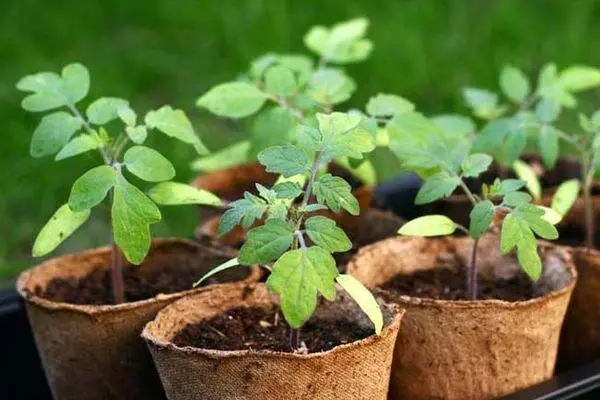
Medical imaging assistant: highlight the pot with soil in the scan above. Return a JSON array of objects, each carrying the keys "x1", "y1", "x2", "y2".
[
  {"x1": 142, "y1": 282, "x2": 403, "y2": 400},
  {"x1": 17, "y1": 238, "x2": 261, "y2": 400},
  {"x1": 347, "y1": 235, "x2": 576, "y2": 400}
]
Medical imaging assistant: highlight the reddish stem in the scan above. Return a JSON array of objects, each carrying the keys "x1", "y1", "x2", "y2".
[
  {"x1": 583, "y1": 182, "x2": 595, "y2": 250},
  {"x1": 110, "y1": 240, "x2": 125, "y2": 304},
  {"x1": 467, "y1": 238, "x2": 479, "y2": 300},
  {"x1": 290, "y1": 328, "x2": 300, "y2": 351}
]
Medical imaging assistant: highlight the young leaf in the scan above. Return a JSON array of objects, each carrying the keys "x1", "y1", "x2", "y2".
[
  {"x1": 499, "y1": 179, "x2": 526, "y2": 195},
  {"x1": 32, "y1": 204, "x2": 90, "y2": 257},
  {"x1": 535, "y1": 98, "x2": 561, "y2": 123},
  {"x1": 144, "y1": 106, "x2": 209, "y2": 155},
  {"x1": 538, "y1": 125, "x2": 559, "y2": 169},
  {"x1": 398, "y1": 215, "x2": 457, "y2": 237},
  {"x1": 513, "y1": 160, "x2": 542, "y2": 200},
  {"x1": 257, "y1": 144, "x2": 310, "y2": 177},
  {"x1": 196, "y1": 82, "x2": 267, "y2": 118},
  {"x1": 68, "y1": 165, "x2": 116, "y2": 211},
  {"x1": 278, "y1": 54, "x2": 314, "y2": 86},
  {"x1": 190, "y1": 141, "x2": 250, "y2": 172},
  {"x1": 500, "y1": 213, "x2": 533, "y2": 254},
  {"x1": 557, "y1": 66, "x2": 600, "y2": 92},
  {"x1": 55, "y1": 134, "x2": 100, "y2": 161},
  {"x1": 415, "y1": 173, "x2": 459, "y2": 205},
  {"x1": 86, "y1": 97, "x2": 129, "y2": 125},
  {"x1": 517, "y1": 242, "x2": 542, "y2": 281},
  {"x1": 218, "y1": 196, "x2": 267, "y2": 237},
  {"x1": 305, "y1": 216, "x2": 352, "y2": 253},
  {"x1": 267, "y1": 247, "x2": 338, "y2": 328},
  {"x1": 264, "y1": 65, "x2": 296, "y2": 98},
  {"x1": 273, "y1": 181, "x2": 303, "y2": 200},
  {"x1": 463, "y1": 88, "x2": 501, "y2": 119},
  {"x1": 112, "y1": 174, "x2": 162, "y2": 264},
  {"x1": 336, "y1": 274, "x2": 383, "y2": 334},
  {"x1": 307, "y1": 68, "x2": 356, "y2": 105},
  {"x1": 551, "y1": 179, "x2": 581, "y2": 216},
  {"x1": 304, "y1": 18, "x2": 372, "y2": 64},
  {"x1": 536, "y1": 206, "x2": 562, "y2": 225},
  {"x1": 461, "y1": 153, "x2": 493, "y2": 178},
  {"x1": 148, "y1": 182, "x2": 221, "y2": 206},
  {"x1": 117, "y1": 104, "x2": 137, "y2": 126},
  {"x1": 503, "y1": 191, "x2": 532, "y2": 207},
  {"x1": 249, "y1": 107, "x2": 295, "y2": 158},
  {"x1": 469, "y1": 200, "x2": 494, "y2": 239},
  {"x1": 366, "y1": 93, "x2": 414, "y2": 117},
  {"x1": 30, "y1": 112, "x2": 83, "y2": 157},
  {"x1": 125, "y1": 125, "x2": 148, "y2": 144},
  {"x1": 238, "y1": 219, "x2": 294, "y2": 265},
  {"x1": 60, "y1": 63, "x2": 90, "y2": 104},
  {"x1": 500, "y1": 65, "x2": 530, "y2": 103},
  {"x1": 193, "y1": 257, "x2": 241, "y2": 287},
  {"x1": 312, "y1": 173, "x2": 360, "y2": 215},
  {"x1": 123, "y1": 145, "x2": 175, "y2": 182}
]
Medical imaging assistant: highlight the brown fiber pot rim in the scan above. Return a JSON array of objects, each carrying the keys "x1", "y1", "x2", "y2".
[
  {"x1": 141, "y1": 282, "x2": 405, "y2": 361},
  {"x1": 16, "y1": 237, "x2": 261, "y2": 317},
  {"x1": 348, "y1": 236, "x2": 577, "y2": 311}
]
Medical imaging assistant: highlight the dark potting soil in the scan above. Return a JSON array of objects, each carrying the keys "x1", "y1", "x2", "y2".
[
  {"x1": 381, "y1": 266, "x2": 538, "y2": 301},
  {"x1": 33, "y1": 264, "x2": 221, "y2": 305},
  {"x1": 172, "y1": 306, "x2": 372, "y2": 353}
]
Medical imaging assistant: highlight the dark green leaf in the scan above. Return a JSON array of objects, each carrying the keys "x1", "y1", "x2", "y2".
[
  {"x1": 538, "y1": 125, "x2": 559, "y2": 169},
  {"x1": 238, "y1": 219, "x2": 294, "y2": 264},
  {"x1": 273, "y1": 182, "x2": 303, "y2": 200},
  {"x1": 305, "y1": 216, "x2": 352, "y2": 253},
  {"x1": 258, "y1": 144, "x2": 310, "y2": 177},
  {"x1": 313, "y1": 173, "x2": 359, "y2": 215},
  {"x1": 469, "y1": 200, "x2": 494, "y2": 238},
  {"x1": 415, "y1": 173, "x2": 459, "y2": 205},
  {"x1": 461, "y1": 153, "x2": 493, "y2": 178}
]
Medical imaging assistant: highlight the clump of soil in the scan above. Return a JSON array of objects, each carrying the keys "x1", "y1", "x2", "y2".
[
  {"x1": 381, "y1": 266, "x2": 538, "y2": 302},
  {"x1": 33, "y1": 264, "x2": 222, "y2": 305},
  {"x1": 172, "y1": 306, "x2": 372, "y2": 353}
]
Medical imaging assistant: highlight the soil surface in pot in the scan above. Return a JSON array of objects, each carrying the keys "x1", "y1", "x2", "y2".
[
  {"x1": 32, "y1": 264, "x2": 222, "y2": 305},
  {"x1": 172, "y1": 306, "x2": 372, "y2": 353},
  {"x1": 382, "y1": 266, "x2": 539, "y2": 301}
]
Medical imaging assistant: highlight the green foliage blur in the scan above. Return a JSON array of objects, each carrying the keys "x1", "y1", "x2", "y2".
[{"x1": 2, "y1": 0, "x2": 600, "y2": 281}]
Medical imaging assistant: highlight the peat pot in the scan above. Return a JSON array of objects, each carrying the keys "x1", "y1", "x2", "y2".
[
  {"x1": 142, "y1": 282, "x2": 404, "y2": 400},
  {"x1": 347, "y1": 235, "x2": 576, "y2": 400},
  {"x1": 16, "y1": 238, "x2": 261, "y2": 400}
]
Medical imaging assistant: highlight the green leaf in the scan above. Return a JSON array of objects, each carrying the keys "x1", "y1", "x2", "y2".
[
  {"x1": 218, "y1": 195, "x2": 267, "y2": 236},
  {"x1": 415, "y1": 173, "x2": 459, "y2": 205},
  {"x1": 398, "y1": 215, "x2": 457, "y2": 237},
  {"x1": 249, "y1": 107, "x2": 295, "y2": 158},
  {"x1": 86, "y1": 97, "x2": 129, "y2": 125},
  {"x1": 267, "y1": 247, "x2": 338, "y2": 328},
  {"x1": 504, "y1": 130, "x2": 527, "y2": 165},
  {"x1": 144, "y1": 106, "x2": 209, "y2": 155},
  {"x1": 250, "y1": 53, "x2": 278, "y2": 79},
  {"x1": 273, "y1": 182, "x2": 303, "y2": 200},
  {"x1": 55, "y1": 134, "x2": 100, "y2": 161},
  {"x1": 68, "y1": 165, "x2": 116, "y2": 211},
  {"x1": 238, "y1": 219, "x2": 294, "y2": 265},
  {"x1": 117, "y1": 104, "x2": 137, "y2": 126},
  {"x1": 313, "y1": 173, "x2": 359, "y2": 215},
  {"x1": 500, "y1": 65, "x2": 530, "y2": 103},
  {"x1": 267, "y1": 203, "x2": 288, "y2": 220},
  {"x1": 112, "y1": 173, "x2": 162, "y2": 264},
  {"x1": 517, "y1": 243, "x2": 542, "y2": 281},
  {"x1": 463, "y1": 88, "x2": 502, "y2": 119},
  {"x1": 148, "y1": 182, "x2": 221, "y2": 206},
  {"x1": 500, "y1": 213, "x2": 532, "y2": 253},
  {"x1": 317, "y1": 112, "x2": 375, "y2": 160},
  {"x1": 305, "y1": 216, "x2": 352, "y2": 253},
  {"x1": 193, "y1": 257, "x2": 241, "y2": 287},
  {"x1": 513, "y1": 160, "x2": 542, "y2": 201},
  {"x1": 336, "y1": 274, "x2": 383, "y2": 334},
  {"x1": 304, "y1": 18, "x2": 372, "y2": 64},
  {"x1": 552, "y1": 179, "x2": 581, "y2": 216},
  {"x1": 278, "y1": 54, "x2": 314, "y2": 86},
  {"x1": 196, "y1": 82, "x2": 267, "y2": 118},
  {"x1": 366, "y1": 93, "x2": 414, "y2": 117},
  {"x1": 538, "y1": 125, "x2": 559, "y2": 169},
  {"x1": 32, "y1": 204, "x2": 90, "y2": 257},
  {"x1": 191, "y1": 141, "x2": 249, "y2": 172},
  {"x1": 432, "y1": 114, "x2": 475, "y2": 138},
  {"x1": 60, "y1": 63, "x2": 90, "y2": 104},
  {"x1": 30, "y1": 112, "x2": 83, "y2": 157},
  {"x1": 125, "y1": 125, "x2": 148, "y2": 145},
  {"x1": 500, "y1": 179, "x2": 526, "y2": 195},
  {"x1": 461, "y1": 153, "x2": 493, "y2": 178},
  {"x1": 537, "y1": 206, "x2": 563, "y2": 225},
  {"x1": 257, "y1": 144, "x2": 310, "y2": 177},
  {"x1": 123, "y1": 145, "x2": 175, "y2": 182},
  {"x1": 469, "y1": 200, "x2": 494, "y2": 239},
  {"x1": 307, "y1": 68, "x2": 356, "y2": 105},
  {"x1": 538, "y1": 63, "x2": 558, "y2": 90},
  {"x1": 535, "y1": 98, "x2": 561, "y2": 123},
  {"x1": 504, "y1": 191, "x2": 532, "y2": 207},
  {"x1": 558, "y1": 65, "x2": 600, "y2": 92},
  {"x1": 265, "y1": 65, "x2": 296, "y2": 97}
]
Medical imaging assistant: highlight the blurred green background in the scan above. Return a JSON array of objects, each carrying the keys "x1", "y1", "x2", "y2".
[{"x1": 2, "y1": 0, "x2": 600, "y2": 282}]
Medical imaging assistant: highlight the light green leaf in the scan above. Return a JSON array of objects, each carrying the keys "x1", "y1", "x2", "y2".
[
  {"x1": 461, "y1": 153, "x2": 493, "y2": 178},
  {"x1": 191, "y1": 141, "x2": 249, "y2": 172},
  {"x1": 294, "y1": 124, "x2": 323, "y2": 152},
  {"x1": 500, "y1": 213, "x2": 531, "y2": 254},
  {"x1": 30, "y1": 112, "x2": 83, "y2": 157},
  {"x1": 86, "y1": 97, "x2": 129, "y2": 125},
  {"x1": 32, "y1": 204, "x2": 90, "y2": 257},
  {"x1": 517, "y1": 242, "x2": 542, "y2": 281},
  {"x1": 193, "y1": 257, "x2": 241, "y2": 287},
  {"x1": 60, "y1": 63, "x2": 90, "y2": 104},
  {"x1": 513, "y1": 160, "x2": 542, "y2": 201},
  {"x1": 123, "y1": 145, "x2": 175, "y2": 182},
  {"x1": 218, "y1": 195, "x2": 267, "y2": 236},
  {"x1": 196, "y1": 82, "x2": 267, "y2": 118},
  {"x1": 537, "y1": 206, "x2": 562, "y2": 225},
  {"x1": 366, "y1": 93, "x2": 414, "y2": 117},
  {"x1": 499, "y1": 179, "x2": 526, "y2": 195},
  {"x1": 68, "y1": 165, "x2": 116, "y2": 211},
  {"x1": 313, "y1": 173, "x2": 359, "y2": 215},
  {"x1": 415, "y1": 173, "x2": 459, "y2": 205},
  {"x1": 148, "y1": 182, "x2": 221, "y2": 206},
  {"x1": 463, "y1": 87, "x2": 503, "y2": 119},
  {"x1": 538, "y1": 63, "x2": 558, "y2": 90},
  {"x1": 432, "y1": 114, "x2": 476, "y2": 138},
  {"x1": 258, "y1": 144, "x2": 310, "y2": 177},
  {"x1": 267, "y1": 203, "x2": 288, "y2": 220},
  {"x1": 145, "y1": 106, "x2": 209, "y2": 155},
  {"x1": 538, "y1": 125, "x2": 559, "y2": 169},
  {"x1": 117, "y1": 104, "x2": 137, "y2": 126},
  {"x1": 267, "y1": 247, "x2": 339, "y2": 328},
  {"x1": 317, "y1": 112, "x2": 375, "y2": 160},
  {"x1": 305, "y1": 216, "x2": 352, "y2": 253},
  {"x1": 238, "y1": 219, "x2": 294, "y2": 265},
  {"x1": 112, "y1": 173, "x2": 162, "y2": 264},
  {"x1": 307, "y1": 68, "x2": 356, "y2": 105},
  {"x1": 398, "y1": 215, "x2": 457, "y2": 237},
  {"x1": 265, "y1": 65, "x2": 296, "y2": 97},
  {"x1": 500, "y1": 65, "x2": 530, "y2": 103},
  {"x1": 273, "y1": 181, "x2": 303, "y2": 200},
  {"x1": 278, "y1": 54, "x2": 314, "y2": 85},
  {"x1": 504, "y1": 130, "x2": 527, "y2": 165},
  {"x1": 304, "y1": 18, "x2": 372, "y2": 64},
  {"x1": 249, "y1": 53, "x2": 278, "y2": 79},
  {"x1": 558, "y1": 65, "x2": 600, "y2": 92},
  {"x1": 55, "y1": 134, "x2": 100, "y2": 161},
  {"x1": 504, "y1": 191, "x2": 532, "y2": 207},
  {"x1": 552, "y1": 179, "x2": 581, "y2": 216},
  {"x1": 535, "y1": 98, "x2": 561, "y2": 123},
  {"x1": 469, "y1": 200, "x2": 494, "y2": 239},
  {"x1": 249, "y1": 107, "x2": 295, "y2": 158},
  {"x1": 336, "y1": 274, "x2": 383, "y2": 334},
  {"x1": 125, "y1": 125, "x2": 148, "y2": 144}
]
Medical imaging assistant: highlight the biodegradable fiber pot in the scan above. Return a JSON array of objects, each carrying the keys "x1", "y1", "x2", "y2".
[
  {"x1": 558, "y1": 247, "x2": 600, "y2": 369},
  {"x1": 17, "y1": 238, "x2": 261, "y2": 400},
  {"x1": 347, "y1": 235, "x2": 576, "y2": 400},
  {"x1": 142, "y1": 282, "x2": 404, "y2": 400}
]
